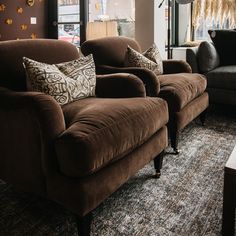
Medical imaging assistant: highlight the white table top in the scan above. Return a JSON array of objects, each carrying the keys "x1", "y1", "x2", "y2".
[{"x1": 225, "y1": 146, "x2": 236, "y2": 173}]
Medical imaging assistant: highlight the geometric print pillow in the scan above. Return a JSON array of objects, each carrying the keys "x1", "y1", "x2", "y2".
[
  {"x1": 124, "y1": 45, "x2": 163, "y2": 76},
  {"x1": 55, "y1": 54, "x2": 96, "y2": 97},
  {"x1": 23, "y1": 54, "x2": 96, "y2": 106},
  {"x1": 143, "y1": 43, "x2": 163, "y2": 74}
]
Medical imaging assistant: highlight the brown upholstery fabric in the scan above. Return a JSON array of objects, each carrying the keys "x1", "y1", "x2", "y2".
[
  {"x1": 173, "y1": 92, "x2": 209, "y2": 131},
  {"x1": 81, "y1": 36, "x2": 141, "y2": 67},
  {"x1": 0, "y1": 89, "x2": 66, "y2": 194},
  {"x1": 96, "y1": 73, "x2": 146, "y2": 98},
  {"x1": 0, "y1": 39, "x2": 79, "y2": 91},
  {"x1": 96, "y1": 65, "x2": 160, "y2": 96},
  {"x1": 55, "y1": 97, "x2": 168, "y2": 177},
  {"x1": 81, "y1": 37, "x2": 196, "y2": 97},
  {"x1": 0, "y1": 38, "x2": 169, "y2": 221},
  {"x1": 158, "y1": 73, "x2": 207, "y2": 112},
  {"x1": 162, "y1": 60, "x2": 192, "y2": 74},
  {"x1": 48, "y1": 126, "x2": 168, "y2": 217}
]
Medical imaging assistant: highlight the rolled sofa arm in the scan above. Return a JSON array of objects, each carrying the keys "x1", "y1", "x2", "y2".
[
  {"x1": 186, "y1": 47, "x2": 199, "y2": 73},
  {"x1": 0, "y1": 88, "x2": 66, "y2": 193},
  {"x1": 96, "y1": 73, "x2": 146, "y2": 98},
  {"x1": 162, "y1": 60, "x2": 192, "y2": 74},
  {"x1": 96, "y1": 65, "x2": 160, "y2": 97}
]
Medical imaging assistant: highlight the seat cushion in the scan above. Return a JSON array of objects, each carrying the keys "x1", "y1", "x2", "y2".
[
  {"x1": 206, "y1": 66, "x2": 236, "y2": 90},
  {"x1": 55, "y1": 97, "x2": 168, "y2": 177},
  {"x1": 158, "y1": 73, "x2": 207, "y2": 112}
]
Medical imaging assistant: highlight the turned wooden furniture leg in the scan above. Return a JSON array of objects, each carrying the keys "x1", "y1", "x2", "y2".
[
  {"x1": 199, "y1": 109, "x2": 207, "y2": 126},
  {"x1": 76, "y1": 213, "x2": 92, "y2": 236},
  {"x1": 222, "y1": 146, "x2": 236, "y2": 236},
  {"x1": 153, "y1": 151, "x2": 165, "y2": 178},
  {"x1": 170, "y1": 131, "x2": 180, "y2": 155}
]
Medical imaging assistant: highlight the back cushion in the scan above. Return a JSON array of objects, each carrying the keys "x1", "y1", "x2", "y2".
[
  {"x1": 197, "y1": 41, "x2": 220, "y2": 73},
  {"x1": 81, "y1": 36, "x2": 141, "y2": 67},
  {"x1": 208, "y1": 29, "x2": 236, "y2": 66},
  {"x1": 0, "y1": 39, "x2": 80, "y2": 91}
]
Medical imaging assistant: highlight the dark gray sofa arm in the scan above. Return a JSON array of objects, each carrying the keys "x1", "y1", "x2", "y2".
[{"x1": 186, "y1": 47, "x2": 199, "y2": 73}]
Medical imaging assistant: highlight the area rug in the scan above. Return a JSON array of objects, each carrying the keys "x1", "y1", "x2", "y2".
[{"x1": 0, "y1": 108, "x2": 235, "y2": 236}]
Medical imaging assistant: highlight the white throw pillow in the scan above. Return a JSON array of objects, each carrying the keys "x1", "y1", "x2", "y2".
[{"x1": 23, "y1": 54, "x2": 96, "y2": 105}]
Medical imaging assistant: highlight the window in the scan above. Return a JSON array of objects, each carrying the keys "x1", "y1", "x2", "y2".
[
  {"x1": 57, "y1": 0, "x2": 81, "y2": 46},
  {"x1": 59, "y1": 0, "x2": 79, "y2": 6},
  {"x1": 194, "y1": 18, "x2": 230, "y2": 41},
  {"x1": 51, "y1": 0, "x2": 135, "y2": 45},
  {"x1": 87, "y1": 0, "x2": 135, "y2": 39},
  {"x1": 192, "y1": 0, "x2": 236, "y2": 41}
]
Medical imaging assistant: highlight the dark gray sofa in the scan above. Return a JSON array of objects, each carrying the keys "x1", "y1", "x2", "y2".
[{"x1": 186, "y1": 41, "x2": 236, "y2": 105}]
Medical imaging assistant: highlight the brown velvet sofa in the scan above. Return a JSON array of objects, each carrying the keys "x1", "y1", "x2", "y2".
[
  {"x1": 81, "y1": 36, "x2": 209, "y2": 154},
  {"x1": 0, "y1": 39, "x2": 169, "y2": 235}
]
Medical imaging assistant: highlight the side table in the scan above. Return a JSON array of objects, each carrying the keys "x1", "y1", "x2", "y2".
[{"x1": 222, "y1": 145, "x2": 236, "y2": 236}]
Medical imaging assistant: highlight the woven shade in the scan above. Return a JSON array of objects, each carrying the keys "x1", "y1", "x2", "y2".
[{"x1": 192, "y1": 0, "x2": 236, "y2": 28}]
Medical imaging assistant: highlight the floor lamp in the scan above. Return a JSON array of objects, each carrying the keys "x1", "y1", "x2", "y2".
[{"x1": 159, "y1": 0, "x2": 194, "y2": 59}]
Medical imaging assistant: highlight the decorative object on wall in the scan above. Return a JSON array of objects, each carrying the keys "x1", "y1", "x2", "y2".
[
  {"x1": 26, "y1": 0, "x2": 35, "y2": 7},
  {"x1": 21, "y1": 24, "x2": 28, "y2": 30},
  {"x1": 5, "y1": 19, "x2": 13, "y2": 25},
  {"x1": 17, "y1": 7, "x2": 23, "y2": 14},
  {"x1": 30, "y1": 33, "x2": 37, "y2": 39},
  {"x1": 0, "y1": 0, "x2": 47, "y2": 41},
  {"x1": 0, "y1": 3, "x2": 6, "y2": 11}
]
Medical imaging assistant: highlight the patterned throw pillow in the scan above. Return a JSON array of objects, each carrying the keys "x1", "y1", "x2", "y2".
[
  {"x1": 23, "y1": 55, "x2": 96, "y2": 105},
  {"x1": 143, "y1": 44, "x2": 163, "y2": 74},
  {"x1": 124, "y1": 46, "x2": 161, "y2": 76}
]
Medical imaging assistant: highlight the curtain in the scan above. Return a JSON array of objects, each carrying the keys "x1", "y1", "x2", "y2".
[{"x1": 192, "y1": 0, "x2": 236, "y2": 28}]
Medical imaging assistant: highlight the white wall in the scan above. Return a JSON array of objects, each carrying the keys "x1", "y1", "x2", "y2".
[
  {"x1": 178, "y1": 4, "x2": 191, "y2": 45},
  {"x1": 154, "y1": 0, "x2": 166, "y2": 58},
  {"x1": 135, "y1": 0, "x2": 166, "y2": 58}
]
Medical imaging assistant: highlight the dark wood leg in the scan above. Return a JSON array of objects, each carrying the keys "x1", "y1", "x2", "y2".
[
  {"x1": 199, "y1": 109, "x2": 207, "y2": 126},
  {"x1": 170, "y1": 131, "x2": 180, "y2": 155},
  {"x1": 76, "y1": 212, "x2": 92, "y2": 236},
  {"x1": 222, "y1": 172, "x2": 236, "y2": 236},
  {"x1": 153, "y1": 151, "x2": 165, "y2": 178}
]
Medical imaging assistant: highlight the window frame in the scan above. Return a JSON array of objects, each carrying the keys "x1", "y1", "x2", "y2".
[{"x1": 48, "y1": 0, "x2": 89, "y2": 45}]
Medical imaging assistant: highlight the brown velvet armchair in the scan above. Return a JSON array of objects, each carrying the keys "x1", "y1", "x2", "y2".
[
  {"x1": 81, "y1": 36, "x2": 209, "y2": 154},
  {"x1": 0, "y1": 39, "x2": 169, "y2": 236}
]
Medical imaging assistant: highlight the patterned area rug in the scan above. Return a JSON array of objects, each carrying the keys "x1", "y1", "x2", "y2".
[{"x1": 0, "y1": 106, "x2": 235, "y2": 236}]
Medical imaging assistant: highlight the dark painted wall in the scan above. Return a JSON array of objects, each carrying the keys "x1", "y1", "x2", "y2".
[{"x1": 0, "y1": 0, "x2": 48, "y2": 41}]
